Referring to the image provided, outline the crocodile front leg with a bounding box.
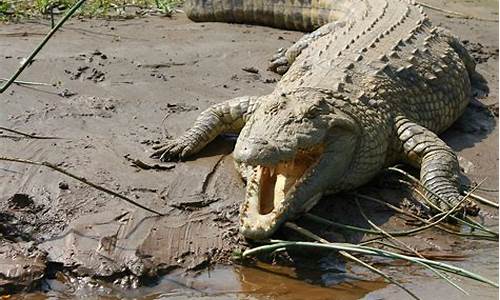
[394,117,479,216]
[269,22,343,75]
[152,96,260,161]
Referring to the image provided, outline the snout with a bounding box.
[234,138,293,165]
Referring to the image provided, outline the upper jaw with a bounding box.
[233,138,295,166]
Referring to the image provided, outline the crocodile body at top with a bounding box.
[152,0,483,239]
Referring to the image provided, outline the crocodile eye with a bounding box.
[304,106,319,118]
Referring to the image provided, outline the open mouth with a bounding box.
[240,145,324,238]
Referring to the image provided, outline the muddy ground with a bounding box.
[0,0,498,298]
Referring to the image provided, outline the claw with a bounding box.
[181,145,193,158]
[269,57,288,70]
[268,47,291,75]
[159,149,179,161]
[464,201,480,216]
[152,144,163,150]
[275,65,289,75]
[150,147,167,158]
[268,58,290,75]
[150,139,187,161]
[270,47,286,61]
[159,151,171,162]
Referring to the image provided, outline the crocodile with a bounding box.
[151,0,484,239]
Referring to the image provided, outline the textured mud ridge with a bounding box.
[0,0,498,298]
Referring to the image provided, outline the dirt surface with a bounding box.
[0,14,299,292]
[0,0,498,298]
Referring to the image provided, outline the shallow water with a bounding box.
[13,238,498,300]
[16,264,389,299]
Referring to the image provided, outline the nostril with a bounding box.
[234,144,255,162]
[251,138,268,145]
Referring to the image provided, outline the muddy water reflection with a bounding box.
[233,264,387,300]
[15,263,387,299]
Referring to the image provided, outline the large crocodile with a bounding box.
[151,0,484,239]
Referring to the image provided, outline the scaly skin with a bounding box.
[152,0,483,239]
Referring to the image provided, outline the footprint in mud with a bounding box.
[86,68,106,82]
[66,66,106,82]
[62,96,118,118]
[66,50,109,82]
[160,103,199,114]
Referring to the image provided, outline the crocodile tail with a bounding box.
[184,0,347,31]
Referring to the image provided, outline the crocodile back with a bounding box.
[273,0,471,134]
[185,0,472,137]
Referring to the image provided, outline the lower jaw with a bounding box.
[239,195,280,239]
[239,182,288,239]
[239,190,325,239]
[239,212,283,239]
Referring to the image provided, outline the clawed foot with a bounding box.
[268,47,290,75]
[437,197,480,219]
[463,200,480,216]
[150,138,194,161]
[454,196,480,217]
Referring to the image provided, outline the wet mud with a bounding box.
[0,0,498,298]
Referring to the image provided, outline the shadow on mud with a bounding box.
[442,49,497,152]
[444,98,497,152]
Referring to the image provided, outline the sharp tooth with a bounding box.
[274,174,287,206]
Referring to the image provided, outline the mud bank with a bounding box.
[0,0,498,298]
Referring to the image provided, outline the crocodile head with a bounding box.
[234,89,359,239]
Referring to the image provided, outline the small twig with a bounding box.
[387,167,459,211]
[243,241,499,288]
[355,198,425,258]
[358,186,497,238]
[0,32,47,37]
[0,156,164,216]
[50,4,55,28]
[464,192,499,209]
[360,240,467,261]
[123,154,175,171]
[0,78,52,87]
[0,0,88,93]
[354,198,469,295]
[161,112,171,139]
[359,239,422,253]
[306,202,492,239]
[303,213,387,235]
[461,184,499,193]
[284,222,421,300]
[0,126,63,140]
[387,168,497,237]
[416,1,498,22]
[354,193,497,240]
[393,178,432,210]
